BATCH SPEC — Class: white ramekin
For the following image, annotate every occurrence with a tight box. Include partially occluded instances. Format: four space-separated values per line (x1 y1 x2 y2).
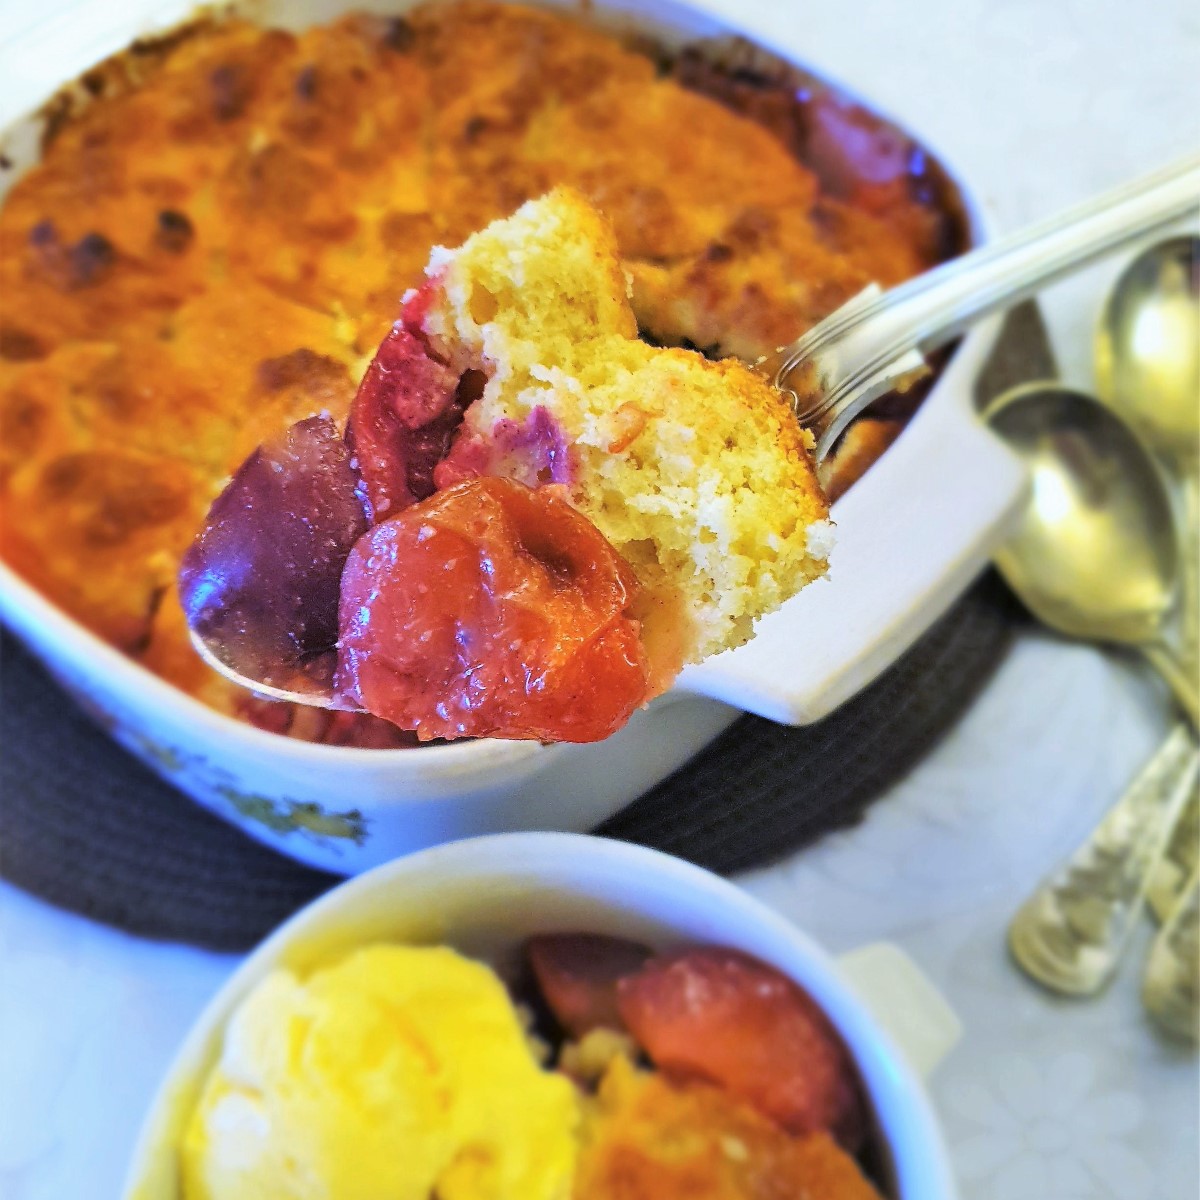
0 0 1026 873
121 832 962 1199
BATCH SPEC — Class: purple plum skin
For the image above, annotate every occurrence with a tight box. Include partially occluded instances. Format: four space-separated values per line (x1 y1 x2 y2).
179 415 367 686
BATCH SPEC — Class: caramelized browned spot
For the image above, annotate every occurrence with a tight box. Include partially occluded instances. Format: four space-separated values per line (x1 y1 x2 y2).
41 451 188 546
0 390 46 474
0 327 48 362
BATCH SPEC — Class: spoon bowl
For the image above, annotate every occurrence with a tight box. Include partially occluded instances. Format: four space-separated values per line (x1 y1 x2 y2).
1097 233 1200 701
1097 235 1200 465
984 383 1180 647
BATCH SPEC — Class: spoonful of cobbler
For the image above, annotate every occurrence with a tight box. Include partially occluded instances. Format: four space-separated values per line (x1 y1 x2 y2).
179 189 832 742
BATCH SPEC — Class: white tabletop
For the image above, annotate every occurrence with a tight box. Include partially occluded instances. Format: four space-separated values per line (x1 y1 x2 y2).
1 0 1197 1196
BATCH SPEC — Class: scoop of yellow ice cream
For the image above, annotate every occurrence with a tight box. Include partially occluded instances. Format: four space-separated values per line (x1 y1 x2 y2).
181 944 579 1200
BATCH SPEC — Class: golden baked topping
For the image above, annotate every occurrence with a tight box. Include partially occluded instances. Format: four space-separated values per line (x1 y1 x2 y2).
0 1 957 742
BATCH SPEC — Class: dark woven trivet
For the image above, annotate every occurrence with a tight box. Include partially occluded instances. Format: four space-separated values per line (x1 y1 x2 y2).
0 305 1051 951
598 570 1025 871
0 575 1021 950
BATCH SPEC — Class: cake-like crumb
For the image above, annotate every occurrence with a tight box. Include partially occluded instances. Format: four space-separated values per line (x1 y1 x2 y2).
559 1027 642 1086
575 1056 884 1199
420 187 831 664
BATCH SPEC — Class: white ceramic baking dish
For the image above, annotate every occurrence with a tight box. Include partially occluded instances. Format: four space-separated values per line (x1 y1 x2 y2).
122 832 963 1199
0 0 1026 874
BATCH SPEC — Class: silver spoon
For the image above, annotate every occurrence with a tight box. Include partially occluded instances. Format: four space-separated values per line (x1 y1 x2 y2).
1099 237 1200 927
1097 236 1200 479
190 157 1200 706
985 385 1196 721
1097 235 1200 1035
1098 235 1200 699
985 383 1199 994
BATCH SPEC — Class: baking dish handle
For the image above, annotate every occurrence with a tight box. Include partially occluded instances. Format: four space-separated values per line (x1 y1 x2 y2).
675 384 1027 724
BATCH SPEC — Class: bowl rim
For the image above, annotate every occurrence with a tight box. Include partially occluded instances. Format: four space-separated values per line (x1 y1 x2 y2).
0 0 988 771
121 830 958 1199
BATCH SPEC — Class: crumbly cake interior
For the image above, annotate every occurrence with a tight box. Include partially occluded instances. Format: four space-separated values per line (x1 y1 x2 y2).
0 1 949 740
424 188 830 663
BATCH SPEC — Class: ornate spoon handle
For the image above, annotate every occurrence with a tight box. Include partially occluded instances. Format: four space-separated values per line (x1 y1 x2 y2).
1143 862 1200 1042
1009 725 1200 995
1148 788 1200 922
1149 470 1200 919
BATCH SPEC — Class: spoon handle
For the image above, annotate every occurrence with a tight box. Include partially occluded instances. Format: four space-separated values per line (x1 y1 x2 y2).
1009 724 1200 995
1148 470 1200 917
1143 861 1200 1042
1177 468 1199 685
1141 640 1200 731
769 154 1200 457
